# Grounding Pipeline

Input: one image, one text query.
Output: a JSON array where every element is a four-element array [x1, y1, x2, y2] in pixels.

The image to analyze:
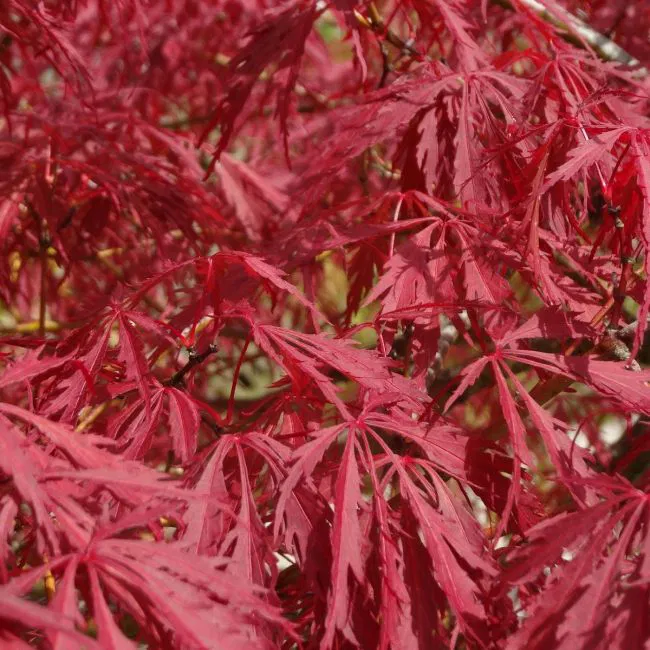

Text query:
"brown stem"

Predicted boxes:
[[492, 0, 646, 75], [354, 5, 424, 60], [38, 234, 47, 338], [26, 201, 49, 338], [165, 344, 218, 388]]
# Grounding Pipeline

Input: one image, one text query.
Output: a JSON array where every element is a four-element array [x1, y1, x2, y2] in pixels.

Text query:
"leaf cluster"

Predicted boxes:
[[1, 1, 650, 648]]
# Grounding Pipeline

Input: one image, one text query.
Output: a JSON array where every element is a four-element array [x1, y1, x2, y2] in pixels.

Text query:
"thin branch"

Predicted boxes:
[[165, 344, 218, 388], [354, 4, 424, 60], [76, 400, 120, 432], [609, 316, 650, 343], [494, 0, 647, 76], [38, 235, 47, 338], [0, 319, 65, 334], [25, 201, 49, 338]]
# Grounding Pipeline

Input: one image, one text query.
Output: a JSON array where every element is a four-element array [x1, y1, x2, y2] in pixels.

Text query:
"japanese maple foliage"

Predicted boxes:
[[1, 0, 650, 648]]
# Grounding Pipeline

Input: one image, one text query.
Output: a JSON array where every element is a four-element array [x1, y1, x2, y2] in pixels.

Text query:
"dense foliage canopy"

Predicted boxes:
[[1, 0, 650, 648]]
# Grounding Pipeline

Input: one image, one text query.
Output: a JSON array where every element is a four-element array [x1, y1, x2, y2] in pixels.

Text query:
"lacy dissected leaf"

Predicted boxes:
[[631, 137, 650, 360], [89, 538, 289, 649], [182, 432, 285, 591], [201, 1, 318, 167], [166, 387, 201, 463], [0, 349, 72, 391], [195, 251, 321, 322], [396, 454, 497, 646], [501, 478, 650, 650], [364, 222, 456, 310], [218, 154, 289, 241], [503, 349, 650, 414], [2, 0, 650, 648], [0, 414, 63, 554], [0, 584, 99, 649], [254, 324, 422, 416], [366, 218, 513, 318], [321, 429, 366, 648], [3, 534, 290, 650], [541, 126, 629, 191], [0, 402, 117, 468]]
